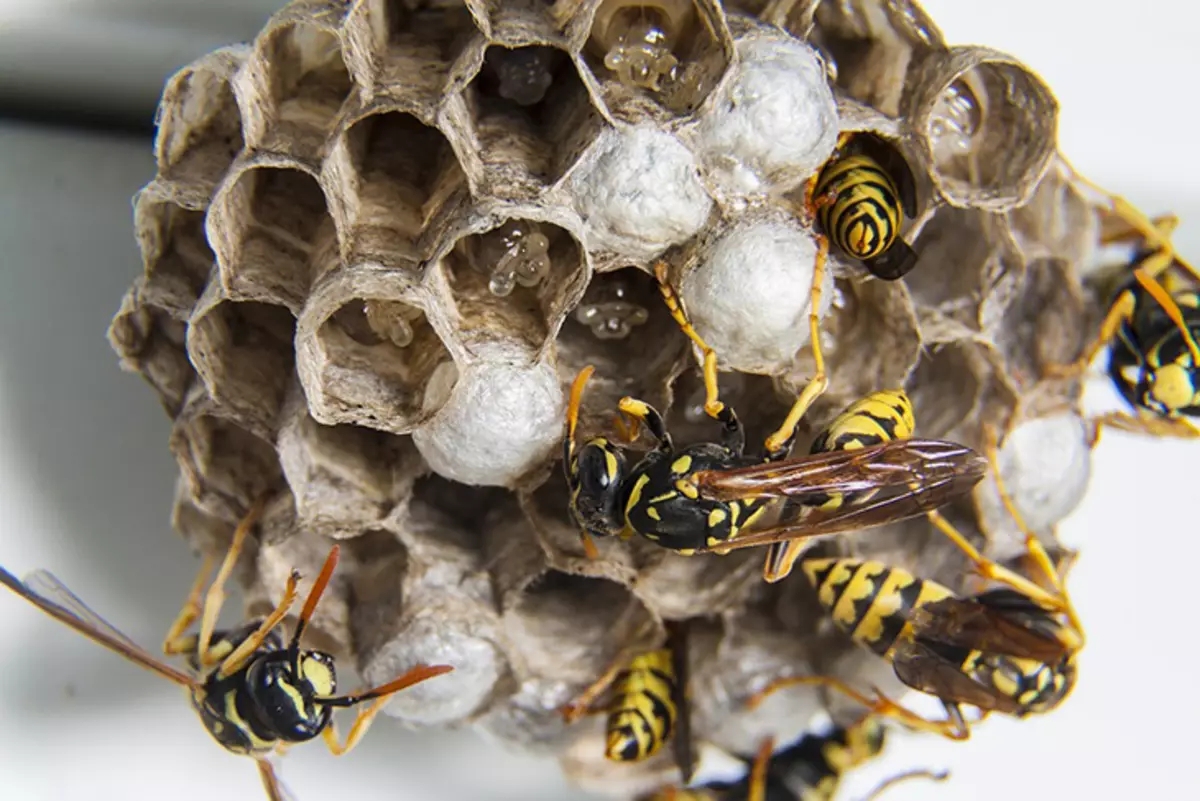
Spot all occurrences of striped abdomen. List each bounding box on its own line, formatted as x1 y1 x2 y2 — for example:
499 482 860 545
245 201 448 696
815 154 905 261
801 558 954 658
606 648 677 762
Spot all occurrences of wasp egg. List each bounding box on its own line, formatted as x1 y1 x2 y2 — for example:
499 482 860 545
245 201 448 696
695 36 838 198
678 219 834 374
590 0 694 92
573 277 649 340
412 343 564 487
570 124 711 259
466 221 553 298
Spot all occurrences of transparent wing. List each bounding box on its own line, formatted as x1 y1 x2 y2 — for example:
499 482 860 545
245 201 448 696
0 565 197 687
257 758 299 801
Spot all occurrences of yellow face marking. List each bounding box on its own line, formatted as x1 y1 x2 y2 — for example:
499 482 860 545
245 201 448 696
302 656 335 696
222 688 272 752
675 479 698 499
707 508 727 528
604 451 619 480
625 474 651 518
1151 362 1195 411
646 507 661 521
670 455 693 475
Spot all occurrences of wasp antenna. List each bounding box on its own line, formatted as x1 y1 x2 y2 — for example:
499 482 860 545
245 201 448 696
568 365 596 442
318 663 454 708
290 545 340 652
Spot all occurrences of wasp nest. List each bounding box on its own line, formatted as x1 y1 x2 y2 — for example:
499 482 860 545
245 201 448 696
109 0 1100 796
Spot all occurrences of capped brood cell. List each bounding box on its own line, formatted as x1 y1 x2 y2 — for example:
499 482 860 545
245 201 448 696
297 264 456 435
583 0 733 117
464 44 605 196
327 109 468 266
208 160 334 312
437 216 587 355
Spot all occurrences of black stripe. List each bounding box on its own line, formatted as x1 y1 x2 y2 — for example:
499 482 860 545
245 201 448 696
850 565 890 632
872 577 924 656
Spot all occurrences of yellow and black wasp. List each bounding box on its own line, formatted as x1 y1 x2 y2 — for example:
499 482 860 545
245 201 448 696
1044 167 1200 440
747 428 1084 741
807 132 920 283
0 499 453 800
561 620 696 783
564 261 986 580
640 717 947 801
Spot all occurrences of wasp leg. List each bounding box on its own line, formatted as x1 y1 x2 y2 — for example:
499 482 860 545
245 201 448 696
321 695 389 757
1042 281 1138 378
1089 409 1200 445
746 735 775 801
1099 211 1179 246
193 497 268 667
560 648 637 723
255 758 287 801
764 235 829 456
319 663 454 755
161 554 214 656
747 675 970 741
618 396 674 452
860 768 950 801
1132 264 1200 364
654 260 726 420
217 570 301 678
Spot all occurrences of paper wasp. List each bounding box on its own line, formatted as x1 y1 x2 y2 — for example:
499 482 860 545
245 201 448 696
640 716 947 801
748 427 1084 741
563 261 987 579
1044 165 1200 440
0 499 453 800
561 620 696 784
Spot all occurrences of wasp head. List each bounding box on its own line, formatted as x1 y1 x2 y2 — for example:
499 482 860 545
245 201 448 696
567 436 628 539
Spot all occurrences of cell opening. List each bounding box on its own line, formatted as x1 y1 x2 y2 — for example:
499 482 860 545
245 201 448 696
343 112 466 261
189 300 297 438
260 23 354 139
407 474 517 554
316 297 455 432
906 207 993 311
905 343 981 440
157 65 245 190
109 300 195 417
137 201 214 320
359 0 477 93
443 219 586 352
468 45 597 189
171 413 284 522
221 167 331 310
808 2 925 115
584 0 727 115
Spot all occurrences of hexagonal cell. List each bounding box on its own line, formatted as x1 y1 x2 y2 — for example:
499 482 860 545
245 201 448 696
109 288 195 417
503 570 657 683
904 342 982 440
805 0 943 116
210 164 333 312
154 48 246 204
170 398 285 523
258 525 354 657
247 21 354 155
332 110 468 265
134 196 214 321
441 218 587 354
465 45 605 196
343 0 479 99
398 473 516 564
522 468 639 575
583 0 733 118
187 297 296 439
1008 158 1099 265
302 271 456 434
557 266 687 426
905 47 1058 210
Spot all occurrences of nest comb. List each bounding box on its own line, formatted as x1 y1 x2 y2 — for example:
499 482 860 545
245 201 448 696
107 0 1101 796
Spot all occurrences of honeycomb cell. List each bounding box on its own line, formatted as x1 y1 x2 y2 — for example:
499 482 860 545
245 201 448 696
629 548 760 619
440 217 587 354
805 0 943 116
208 163 334 312
278 385 420 539
583 0 733 118
258 525 354 655
521 469 639 575
170 477 235 556
170 391 285 523
1008 157 1099 265
343 0 479 99
905 342 982 440
109 288 195 417
503 570 657 683
465 45 605 196
154 47 247 206
133 196 214 321
330 110 468 265
397 474 516 564
187 293 296 440
298 266 455 434
245 20 354 156
905 47 1058 210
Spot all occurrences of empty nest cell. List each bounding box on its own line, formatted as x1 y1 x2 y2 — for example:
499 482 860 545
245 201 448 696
134 198 215 321
211 164 333 312
400 473 515 562
466 44 603 195
904 342 982 440
345 0 479 97
335 110 466 264
583 0 732 117
188 299 297 439
308 284 456 434
442 217 586 354
154 51 246 201
109 292 196 417
250 21 354 154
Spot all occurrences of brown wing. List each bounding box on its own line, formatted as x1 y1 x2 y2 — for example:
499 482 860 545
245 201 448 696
907 595 1072 663
0 565 198 688
890 637 1024 715
666 620 697 785
694 439 986 502
691 452 985 554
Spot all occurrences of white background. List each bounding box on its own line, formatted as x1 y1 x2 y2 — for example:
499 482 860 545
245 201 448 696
0 1 1196 799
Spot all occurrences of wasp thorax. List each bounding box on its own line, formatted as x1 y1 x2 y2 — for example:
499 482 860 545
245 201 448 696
468 221 552 297
245 650 337 742
574 276 649 340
